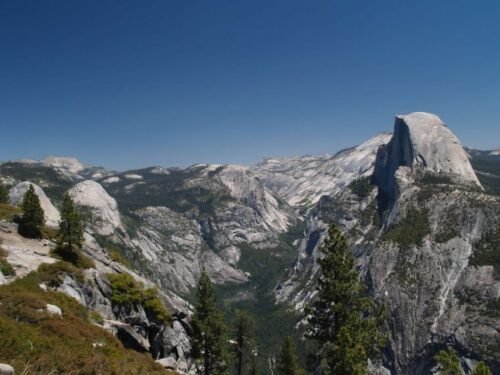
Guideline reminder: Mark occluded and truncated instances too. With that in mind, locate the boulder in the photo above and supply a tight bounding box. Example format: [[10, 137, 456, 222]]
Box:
[[156, 357, 177, 370], [0, 364, 15, 375], [8, 182, 60, 227], [103, 319, 150, 352], [46, 304, 62, 317]]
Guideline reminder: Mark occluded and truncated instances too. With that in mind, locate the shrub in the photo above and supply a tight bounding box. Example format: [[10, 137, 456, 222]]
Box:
[[0, 266, 170, 374], [37, 261, 84, 287], [108, 246, 132, 268], [383, 206, 430, 248], [41, 225, 58, 240], [90, 310, 105, 324], [0, 246, 15, 277], [107, 273, 171, 324], [470, 226, 500, 277], [0, 259, 15, 277], [0, 203, 21, 221], [349, 176, 374, 199], [52, 245, 95, 269]]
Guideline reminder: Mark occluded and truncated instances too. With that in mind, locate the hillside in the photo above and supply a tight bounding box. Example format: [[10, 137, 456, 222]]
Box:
[[0, 112, 499, 374]]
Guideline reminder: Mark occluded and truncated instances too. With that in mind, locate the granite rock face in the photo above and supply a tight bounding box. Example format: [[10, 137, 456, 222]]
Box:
[[68, 180, 122, 236], [253, 133, 392, 208], [9, 181, 61, 227], [277, 113, 500, 374], [373, 112, 481, 201]]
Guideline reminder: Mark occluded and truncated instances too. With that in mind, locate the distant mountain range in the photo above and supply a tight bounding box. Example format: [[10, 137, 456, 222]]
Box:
[[1, 112, 499, 374]]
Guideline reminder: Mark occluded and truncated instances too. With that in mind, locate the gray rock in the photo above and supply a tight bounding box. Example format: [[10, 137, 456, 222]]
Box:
[[46, 303, 62, 317], [8, 182, 60, 227], [156, 357, 177, 370], [0, 363, 15, 374], [103, 319, 150, 352], [277, 114, 500, 373]]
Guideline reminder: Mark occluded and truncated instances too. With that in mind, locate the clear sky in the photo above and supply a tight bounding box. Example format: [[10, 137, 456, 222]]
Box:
[[1, 1, 499, 170]]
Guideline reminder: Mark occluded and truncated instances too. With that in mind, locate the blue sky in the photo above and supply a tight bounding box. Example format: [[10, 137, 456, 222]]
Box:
[[1, 1, 499, 170]]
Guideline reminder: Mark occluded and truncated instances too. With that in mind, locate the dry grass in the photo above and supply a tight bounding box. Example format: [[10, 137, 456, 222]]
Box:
[[0, 262, 176, 374]]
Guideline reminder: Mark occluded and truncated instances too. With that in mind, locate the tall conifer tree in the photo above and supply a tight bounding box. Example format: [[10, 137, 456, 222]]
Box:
[[0, 179, 8, 204], [305, 224, 386, 375], [233, 310, 255, 375], [18, 184, 45, 239], [58, 193, 83, 250], [276, 336, 299, 375], [192, 271, 230, 375]]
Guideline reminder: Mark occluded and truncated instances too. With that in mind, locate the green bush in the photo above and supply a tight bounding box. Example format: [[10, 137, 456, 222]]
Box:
[[383, 206, 430, 248], [0, 203, 21, 221], [0, 259, 15, 277], [142, 287, 171, 324], [108, 247, 132, 268], [470, 226, 500, 277], [52, 245, 95, 269], [349, 177, 374, 199], [107, 273, 171, 324], [0, 246, 15, 277], [37, 261, 84, 287]]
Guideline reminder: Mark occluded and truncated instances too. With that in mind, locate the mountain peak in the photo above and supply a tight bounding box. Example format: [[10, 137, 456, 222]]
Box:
[[396, 111, 444, 127], [41, 156, 87, 174], [373, 112, 481, 196]]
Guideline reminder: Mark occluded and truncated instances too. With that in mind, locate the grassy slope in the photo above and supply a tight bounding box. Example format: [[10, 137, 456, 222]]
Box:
[[0, 262, 174, 375]]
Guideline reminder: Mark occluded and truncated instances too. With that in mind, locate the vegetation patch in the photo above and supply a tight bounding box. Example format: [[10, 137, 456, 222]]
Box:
[[349, 176, 374, 199], [0, 246, 15, 277], [434, 207, 461, 243], [108, 246, 132, 268], [0, 264, 170, 374], [215, 236, 304, 369], [52, 245, 95, 269], [470, 226, 500, 278], [485, 298, 500, 318], [107, 273, 171, 324], [418, 172, 454, 186], [382, 206, 430, 248], [0, 203, 21, 221]]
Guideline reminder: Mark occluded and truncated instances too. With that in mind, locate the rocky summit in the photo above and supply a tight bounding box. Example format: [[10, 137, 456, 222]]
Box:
[[0, 112, 499, 374]]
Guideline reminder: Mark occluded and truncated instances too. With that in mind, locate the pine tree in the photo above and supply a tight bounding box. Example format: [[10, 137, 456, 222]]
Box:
[[18, 184, 45, 239], [249, 353, 259, 375], [276, 336, 299, 375], [305, 224, 386, 375], [192, 271, 230, 375], [0, 179, 8, 204], [233, 310, 255, 375], [434, 348, 462, 375], [472, 362, 492, 375], [58, 193, 83, 250]]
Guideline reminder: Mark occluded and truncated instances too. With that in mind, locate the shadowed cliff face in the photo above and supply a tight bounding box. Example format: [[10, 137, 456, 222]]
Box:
[[373, 113, 482, 207]]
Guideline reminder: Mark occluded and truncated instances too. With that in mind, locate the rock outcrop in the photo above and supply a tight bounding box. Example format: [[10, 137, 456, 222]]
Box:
[[68, 180, 122, 235], [373, 112, 481, 202], [253, 133, 392, 208], [277, 113, 500, 374], [8, 182, 61, 227]]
